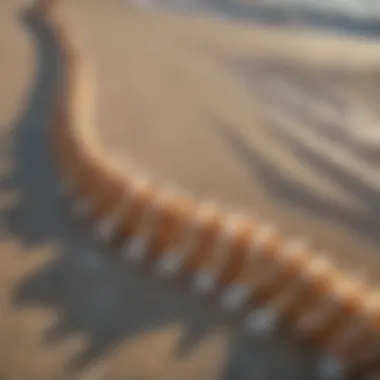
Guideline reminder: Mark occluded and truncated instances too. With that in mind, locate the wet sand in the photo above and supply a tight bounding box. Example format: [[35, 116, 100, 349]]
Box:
[[1, 0, 380, 379]]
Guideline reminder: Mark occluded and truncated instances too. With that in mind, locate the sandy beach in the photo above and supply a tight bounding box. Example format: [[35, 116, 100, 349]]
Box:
[[1, 0, 380, 379]]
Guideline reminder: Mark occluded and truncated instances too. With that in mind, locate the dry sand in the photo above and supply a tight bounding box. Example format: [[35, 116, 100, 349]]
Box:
[[1, 0, 380, 379]]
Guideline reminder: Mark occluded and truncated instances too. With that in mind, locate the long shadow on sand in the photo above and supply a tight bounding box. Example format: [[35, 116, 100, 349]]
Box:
[[0, 6, 316, 380], [1, 6, 223, 375]]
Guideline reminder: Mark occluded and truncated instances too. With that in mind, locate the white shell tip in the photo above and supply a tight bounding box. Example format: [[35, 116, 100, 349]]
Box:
[[157, 255, 181, 278], [193, 271, 215, 294], [94, 220, 114, 241], [245, 309, 277, 336], [74, 200, 91, 216], [221, 284, 248, 311], [126, 238, 147, 262], [317, 356, 345, 380]]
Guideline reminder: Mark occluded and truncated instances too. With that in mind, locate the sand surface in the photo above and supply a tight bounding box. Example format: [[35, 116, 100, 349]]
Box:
[[1, 0, 380, 379], [81, 2, 380, 278]]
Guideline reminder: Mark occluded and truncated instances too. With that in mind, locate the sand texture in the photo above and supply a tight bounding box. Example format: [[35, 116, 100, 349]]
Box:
[[1, 0, 380, 379]]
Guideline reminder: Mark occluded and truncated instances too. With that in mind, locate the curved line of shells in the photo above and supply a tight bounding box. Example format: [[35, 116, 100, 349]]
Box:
[[35, 0, 380, 378]]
